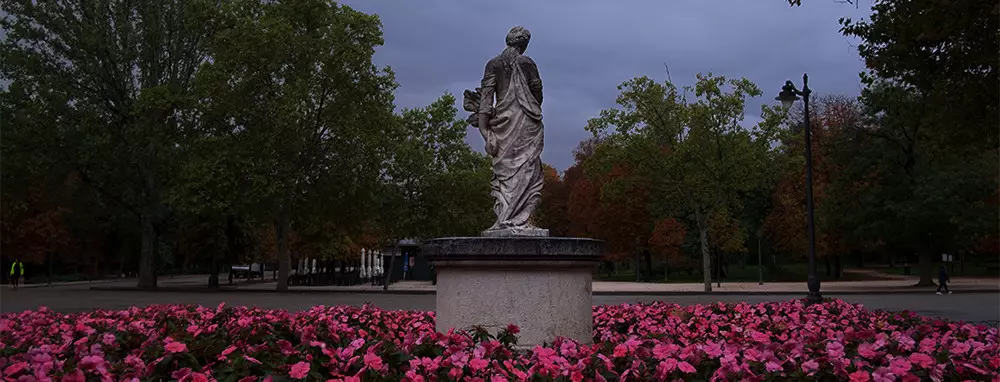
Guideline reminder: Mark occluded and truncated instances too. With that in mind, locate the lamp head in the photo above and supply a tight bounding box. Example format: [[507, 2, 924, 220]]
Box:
[[776, 80, 800, 111]]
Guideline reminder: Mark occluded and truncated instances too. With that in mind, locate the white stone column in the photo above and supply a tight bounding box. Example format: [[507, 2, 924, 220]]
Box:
[[359, 248, 368, 279]]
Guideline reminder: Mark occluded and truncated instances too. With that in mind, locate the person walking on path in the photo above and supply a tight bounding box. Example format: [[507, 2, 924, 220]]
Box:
[[936, 265, 951, 295], [9, 258, 24, 290]]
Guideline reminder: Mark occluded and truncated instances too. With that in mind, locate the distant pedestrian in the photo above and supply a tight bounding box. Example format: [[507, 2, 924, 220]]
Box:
[[9, 258, 24, 290], [936, 265, 951, 295]]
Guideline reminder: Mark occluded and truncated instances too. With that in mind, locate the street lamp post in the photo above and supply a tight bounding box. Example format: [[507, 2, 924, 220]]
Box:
[[776, 73, 822, 306]]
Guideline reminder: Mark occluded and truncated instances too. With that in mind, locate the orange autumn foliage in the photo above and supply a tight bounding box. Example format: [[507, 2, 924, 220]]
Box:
[[650, 218, 686, 267]]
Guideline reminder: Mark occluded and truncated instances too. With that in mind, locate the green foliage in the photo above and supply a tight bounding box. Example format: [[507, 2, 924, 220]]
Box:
[[586, 73, 782, 290], [1, 0, 217, 287], [176, 0, 398, 288], [839, 0, 998, 147], [381, 93, 493, 240]]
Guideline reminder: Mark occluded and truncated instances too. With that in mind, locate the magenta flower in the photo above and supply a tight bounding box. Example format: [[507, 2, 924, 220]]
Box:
[[908, 353, 934, 369], [849, 370, 871, 382], [889, 357, 912, 375], [288, 361, 309, 379], [164, 342, 187, 354], [0, 300, 996, 380], [677, 361, 696, 373], [858, 342, 877, 359], [364, 352, 384, 370], [802, 359, 820, 374]]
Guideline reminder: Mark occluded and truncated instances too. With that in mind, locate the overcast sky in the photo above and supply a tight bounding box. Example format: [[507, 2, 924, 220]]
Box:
[[340, 0, 871, 170]]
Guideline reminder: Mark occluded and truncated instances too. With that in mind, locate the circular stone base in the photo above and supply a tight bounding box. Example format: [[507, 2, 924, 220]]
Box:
[[423, 237, 604, 347]]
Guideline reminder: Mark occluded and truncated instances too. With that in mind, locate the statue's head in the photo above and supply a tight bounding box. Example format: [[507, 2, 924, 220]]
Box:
[[505, 26, 531, 53]]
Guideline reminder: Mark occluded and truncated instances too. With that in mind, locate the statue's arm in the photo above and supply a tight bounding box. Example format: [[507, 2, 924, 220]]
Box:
[[523, 56, 543, 105], [478, 61, 496, 155], [478, 61, 496, 116]]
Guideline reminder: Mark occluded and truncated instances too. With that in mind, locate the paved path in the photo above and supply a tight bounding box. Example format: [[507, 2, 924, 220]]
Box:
[[83, 274, 998, 294], [2, 282, 997, 323]]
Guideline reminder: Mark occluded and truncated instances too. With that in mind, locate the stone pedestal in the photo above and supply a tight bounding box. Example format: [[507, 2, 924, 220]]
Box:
[[423, 237, 604, 347]]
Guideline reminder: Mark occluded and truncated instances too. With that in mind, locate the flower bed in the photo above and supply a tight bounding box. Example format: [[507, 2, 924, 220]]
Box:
[[1, 300, 997, 381]]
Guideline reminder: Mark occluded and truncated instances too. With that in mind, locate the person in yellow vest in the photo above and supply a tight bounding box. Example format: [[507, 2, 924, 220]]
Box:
[[9, 258, 24, 290]]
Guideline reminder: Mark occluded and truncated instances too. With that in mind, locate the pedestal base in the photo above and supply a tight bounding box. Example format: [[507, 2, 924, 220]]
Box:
[[423, 237, 603, 347], [481, 226, 550, 237]]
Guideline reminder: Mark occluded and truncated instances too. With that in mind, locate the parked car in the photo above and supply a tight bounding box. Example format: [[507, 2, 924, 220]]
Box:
[[229, 263, 264, 280]]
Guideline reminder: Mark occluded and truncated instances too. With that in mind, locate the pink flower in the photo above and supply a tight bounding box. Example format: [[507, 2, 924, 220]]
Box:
[[950, 341, 970, 355], [657, 358, 677, 373], [403, 370, 425, 382], [613, 344, 628, 358], [364, 352, 384, 370], [826, 341, 845, 358], [702, 341, 723, 358], [857, 342, 877, 359], [4, 361, 28, 376], [849, 370, 871, 382], [60, 369, 86, 382], [872, 367, 896, 382], [289, 361, 310, 379], [889, 357, 912, 375], [896, 335, 915, 351], [79, 355, 105, 372], [677, 361, 696, 373], [165, 342, 187, 354], [765, 361, 783, 372], [490, 376, 508, 382], [908, 353, 934, 369], [802, 360, 820, 374], [469, 358, 489, 371], [750, 330, 771, 344], [653, 343, 679, 360]]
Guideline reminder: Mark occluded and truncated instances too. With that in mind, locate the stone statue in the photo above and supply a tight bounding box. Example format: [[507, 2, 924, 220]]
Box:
[[463, 26, 548, 237]]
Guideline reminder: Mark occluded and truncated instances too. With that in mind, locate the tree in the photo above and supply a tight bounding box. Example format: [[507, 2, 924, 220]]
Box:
[[2, 0, 216, 288], [708, 206, 747, 278], [380, 93, 493, 242], [190, 0, 397, 291], [587, 74, 782, 291], [537, 164, 569, 236], [833, 0, 999, 285], [649, 217, 686, 280], [764, 95, 858, 277], [823, 82, 998, 285], [840, 0, 998, 148]]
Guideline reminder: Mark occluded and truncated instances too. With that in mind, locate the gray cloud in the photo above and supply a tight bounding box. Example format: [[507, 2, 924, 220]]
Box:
[[341, 0, 870, 170]]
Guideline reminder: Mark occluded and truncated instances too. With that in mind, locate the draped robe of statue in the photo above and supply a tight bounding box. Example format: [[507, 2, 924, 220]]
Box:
[[477, 52, 545, 234]]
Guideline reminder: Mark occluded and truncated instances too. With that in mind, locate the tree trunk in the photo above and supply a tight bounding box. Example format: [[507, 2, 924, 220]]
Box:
[[697, 216, 712, 292], [208, 256, 219, 288], [47, 251, 54, 285], [916, 249, 935, 286], [834, 254, 843, 279], [664, 254, 669, 282], [137, 206, 157, 289], [275, 213, 291, 291], [643, 249, 652, 282], [384, 244, 398, 291]]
